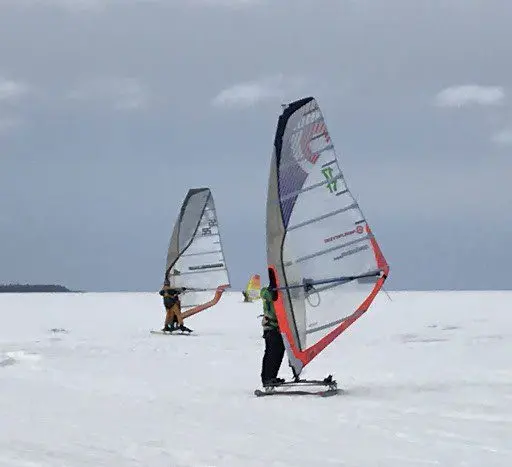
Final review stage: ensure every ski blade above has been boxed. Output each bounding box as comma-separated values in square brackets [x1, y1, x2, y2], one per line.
[150, 330, 195, 336]
[254, 388, 340, 397]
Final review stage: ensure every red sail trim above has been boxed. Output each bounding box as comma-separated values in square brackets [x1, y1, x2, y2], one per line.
[297, 274, 386, 368]
[270, 225, 389, 371]
[269, 264, 302, 362]
[367, 224, 389, 273]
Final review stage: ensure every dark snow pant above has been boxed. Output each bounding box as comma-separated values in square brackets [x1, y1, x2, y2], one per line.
[261, 328, 285, 384]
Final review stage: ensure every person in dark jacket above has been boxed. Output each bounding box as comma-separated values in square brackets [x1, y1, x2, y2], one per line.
[159, 283, 192, 333]
[260, 286, 285, 386]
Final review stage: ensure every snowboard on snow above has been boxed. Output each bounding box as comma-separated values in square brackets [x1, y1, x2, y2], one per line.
[254, 387, 340, 397]
[150, 330, 195, 336]
[254, 375, 341, 398]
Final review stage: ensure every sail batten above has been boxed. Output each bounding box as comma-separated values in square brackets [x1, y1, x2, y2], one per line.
[165, 187, 230, 307]
[181, 250, 223, 257]
[287, 203, 358, 231]
[266, 96, 389, 376]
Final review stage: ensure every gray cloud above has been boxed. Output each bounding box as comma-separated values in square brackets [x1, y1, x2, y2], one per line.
[0, 0, 265, 12]
[0, 76, 30, 133]
[67, 76, 150, 111]
[491, 127, 512, 146]
[433, 85, 506, 108]
[0, 0, 511, 291]
[212, 74, 306, 109]
[0, 77, 29, 101]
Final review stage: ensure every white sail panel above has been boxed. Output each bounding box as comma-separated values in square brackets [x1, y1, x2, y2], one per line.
[266, 97, 389, 375]
[165, 188, 230, 307]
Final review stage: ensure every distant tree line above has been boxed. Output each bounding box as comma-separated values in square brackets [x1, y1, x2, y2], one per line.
[0, 283, 77, 293]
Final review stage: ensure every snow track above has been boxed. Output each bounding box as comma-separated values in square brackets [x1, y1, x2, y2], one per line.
[1, 291, 510, 466]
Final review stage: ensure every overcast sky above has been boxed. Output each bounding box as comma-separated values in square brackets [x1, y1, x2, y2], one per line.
[0, 0, 511, 292]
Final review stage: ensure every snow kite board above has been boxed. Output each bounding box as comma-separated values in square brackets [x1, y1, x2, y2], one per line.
[254, 376, 340, 397]
[254, 387, 340, 397]
[150, 330, 195, 336]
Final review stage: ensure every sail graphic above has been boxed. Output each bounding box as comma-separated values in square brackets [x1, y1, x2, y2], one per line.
[266, 97, 389, 377]
[244, 274, 262, 301]
[165, 188, 231, 307]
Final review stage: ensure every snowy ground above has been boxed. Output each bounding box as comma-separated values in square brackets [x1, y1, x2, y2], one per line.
[1, 290, 511, 466]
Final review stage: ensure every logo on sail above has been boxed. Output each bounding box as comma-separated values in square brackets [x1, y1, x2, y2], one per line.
[188, 263, 224, 271]
[321, 166, 337, 194]
[324, 225, 365, 244]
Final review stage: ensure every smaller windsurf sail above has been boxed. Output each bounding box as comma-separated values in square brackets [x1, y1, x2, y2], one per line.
[266, 97, 389, 378]
[164, 188, 231, 307]
[244, 274, 261, 301]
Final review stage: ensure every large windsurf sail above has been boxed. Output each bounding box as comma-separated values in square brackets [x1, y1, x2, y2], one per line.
[244, 274, 261, 301]
[165, 188, 231, 307]
[266, 97, 389, 377]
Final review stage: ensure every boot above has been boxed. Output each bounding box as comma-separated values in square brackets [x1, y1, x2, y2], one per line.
[162, 322, 177, 332]
[262, 377, 285, 387]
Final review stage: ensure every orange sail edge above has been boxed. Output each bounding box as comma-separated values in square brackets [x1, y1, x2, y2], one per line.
[291, 226, 391, 369]
[269, 264, 388, 377]
[180, 284, 229, 319]
[298, 274, 387, 370]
